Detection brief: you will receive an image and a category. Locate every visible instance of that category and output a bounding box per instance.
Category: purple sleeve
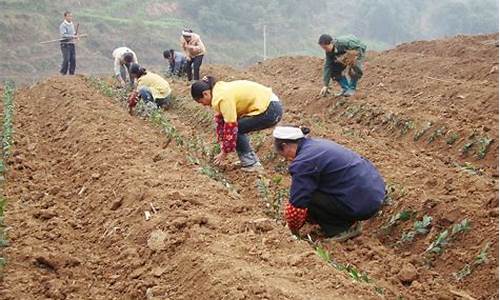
[289,160,319,208]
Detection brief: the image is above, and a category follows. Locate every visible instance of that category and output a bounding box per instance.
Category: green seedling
[374,286,385,295]
[426,219,470,254]
[400,120,415,136]
[446,132,459,145]
[454,242,490,281]
[400,215,432,242]
[315,244,331,262]
[454,162,483,176]
[384,183,407,205]
[428,127,446,144]
[272,175,283,185]
[477,137,493,159]
[461,141,474,155]
[413,121,432,141]
[381,210,413,233]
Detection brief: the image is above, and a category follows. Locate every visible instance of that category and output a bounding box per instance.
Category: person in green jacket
[318,34,367,97]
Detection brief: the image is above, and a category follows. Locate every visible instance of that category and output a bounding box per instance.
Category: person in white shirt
[112,47,138,88]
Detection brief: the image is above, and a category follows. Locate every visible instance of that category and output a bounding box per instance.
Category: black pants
[186,55,203,81]
[60,43,76,75]
[307,191,379,237]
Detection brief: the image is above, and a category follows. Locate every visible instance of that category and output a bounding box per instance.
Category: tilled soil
[0,33,498,300]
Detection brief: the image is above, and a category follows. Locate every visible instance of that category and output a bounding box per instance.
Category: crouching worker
[128,63,172,114]
[318,34,367,97]
[273,126,385,241]
[112,46,138,88]
[191,77,283,172]
[163,49,187,77]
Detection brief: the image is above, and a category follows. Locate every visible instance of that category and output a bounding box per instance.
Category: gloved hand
[320,86,330,97]
[128,91,139,114]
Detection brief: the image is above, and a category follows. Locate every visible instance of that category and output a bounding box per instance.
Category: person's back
[290,138,385,216]
[212,80,272,119]
[137,72,171,99]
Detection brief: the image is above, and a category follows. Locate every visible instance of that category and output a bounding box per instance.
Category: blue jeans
[237,100,283,166]
[138,87,171,108]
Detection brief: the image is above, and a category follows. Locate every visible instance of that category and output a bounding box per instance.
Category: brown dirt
[0,33,498,299]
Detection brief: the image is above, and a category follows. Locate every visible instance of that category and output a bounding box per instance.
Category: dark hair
[318,34,333,45]
[274,127,311,151]
[64,11,71,17]
[129,63,147,77]
[163,49,175,59]
[191,76,217,100]
[123,52,134,63]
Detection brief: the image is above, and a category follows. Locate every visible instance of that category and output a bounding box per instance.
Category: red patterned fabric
[284,203,308,232]
[221,122,238,153]
[128,91,139,109]
[214,114,224,143]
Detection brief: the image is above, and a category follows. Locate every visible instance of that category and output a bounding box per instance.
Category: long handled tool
[39,34,88,44]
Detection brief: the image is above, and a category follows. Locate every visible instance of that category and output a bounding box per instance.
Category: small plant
[426,219,470,254]
[461,141,474,155]
[446,132,459,145]
[314,244,370,283]
[454,243,490,281]
[476,137,493,159]
[2,80,15,158]
[400,120,415,136]
[384,182,407,204]
[400,215,432,242]
[454,162,483,176]
[413,121,432,141]
[427,127,446,144]
[380,210,413,233]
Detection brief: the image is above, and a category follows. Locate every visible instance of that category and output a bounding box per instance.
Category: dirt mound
[0,33,498,299]
[166,34,498,299]
[0,76,384,299]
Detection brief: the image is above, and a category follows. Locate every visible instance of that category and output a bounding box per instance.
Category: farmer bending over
[273,126,385,241]
[191,77,283,172]
[112,47,138,88]
[128,63,172,114]
[163,49,187,77]
[318,34,367,97]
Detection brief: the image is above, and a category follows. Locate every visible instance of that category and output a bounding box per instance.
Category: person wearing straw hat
[180,29,206,82]
[272,126,385,241]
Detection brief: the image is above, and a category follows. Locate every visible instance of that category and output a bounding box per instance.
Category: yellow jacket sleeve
[218,99,238,123]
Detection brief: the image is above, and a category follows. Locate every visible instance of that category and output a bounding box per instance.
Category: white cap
[182,30,193,37]
[273,126,305,140]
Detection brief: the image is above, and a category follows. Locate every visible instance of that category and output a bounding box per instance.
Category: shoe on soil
[241,162,264,173]
[343,89,356,97]
[335,90,347,97]
[325,222,363,242]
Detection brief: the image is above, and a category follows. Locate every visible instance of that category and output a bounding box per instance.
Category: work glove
[320,86,330,97]
[127,91,139,114]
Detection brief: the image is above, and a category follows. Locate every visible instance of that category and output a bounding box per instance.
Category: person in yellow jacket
[191,76,283,172]
[181,29,206,82]
[128,63,172,113]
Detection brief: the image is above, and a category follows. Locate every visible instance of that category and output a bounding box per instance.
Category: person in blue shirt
[273,126,385,241]
[163,49,187,77]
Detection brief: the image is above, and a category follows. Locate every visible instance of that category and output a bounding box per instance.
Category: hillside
[0,0,498,83]
[0,34,498,299]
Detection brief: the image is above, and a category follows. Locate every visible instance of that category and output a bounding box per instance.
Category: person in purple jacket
[273,126,386,241]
